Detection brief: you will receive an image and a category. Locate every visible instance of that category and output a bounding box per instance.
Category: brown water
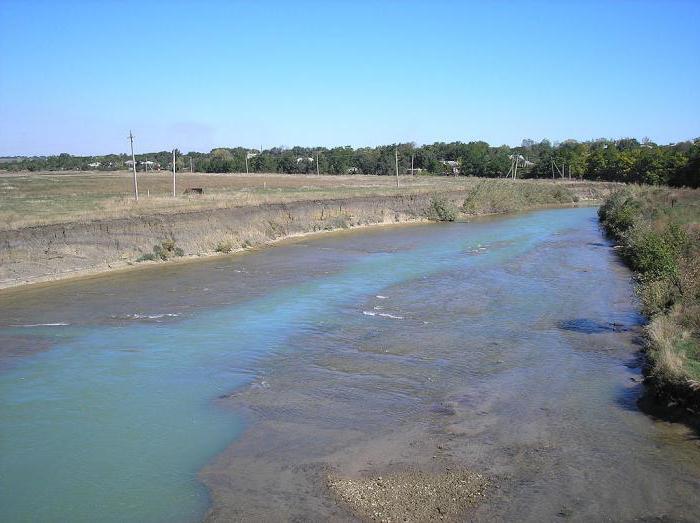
[1,207,699,522]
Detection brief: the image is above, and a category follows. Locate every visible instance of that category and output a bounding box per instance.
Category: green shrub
[215,241,233,254]
[428,195,457,222]
[623,222,687,278]
[598,189,641,236]
[140,238,185,262]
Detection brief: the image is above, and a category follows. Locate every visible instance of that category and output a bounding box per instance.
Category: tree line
[2,138,698,187]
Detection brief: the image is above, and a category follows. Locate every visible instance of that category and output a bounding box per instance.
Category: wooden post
[395,148,399,188]
[128,130,138,200]
[172,149,176,197]
[316,151,320,175]
[411,154,414,175]
[190,158,193,173]
[245,152,249,175]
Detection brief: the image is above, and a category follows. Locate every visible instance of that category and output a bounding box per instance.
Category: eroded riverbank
[0,180,617,290]
[1,207,699,522]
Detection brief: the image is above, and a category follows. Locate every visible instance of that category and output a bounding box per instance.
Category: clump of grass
[599,186,700,407]
[427,195,457,221]
[215,241,233,254]
[137,238,185,262]
[462,180,576,215]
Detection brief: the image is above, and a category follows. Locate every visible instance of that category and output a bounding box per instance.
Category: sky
[0,0,699,156]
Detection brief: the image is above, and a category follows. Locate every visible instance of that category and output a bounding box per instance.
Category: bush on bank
[598,187,700,408]
[428,195,458,222]
[462,180,578,215]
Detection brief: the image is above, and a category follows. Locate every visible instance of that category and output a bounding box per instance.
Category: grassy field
[599,186,700,406]
[0,171,611,230]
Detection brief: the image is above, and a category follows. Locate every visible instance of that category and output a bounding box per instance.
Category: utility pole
[172,149,176,197]
[411,154,414,175]
[245,151,249,175]
[190,157,193,173]
[395,148,399,188]
[128,130,138,200]
[316,151,320,175]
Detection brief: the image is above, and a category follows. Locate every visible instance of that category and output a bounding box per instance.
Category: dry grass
[599,186,700,399]
[0,171,614,230]
[647,315,688,382]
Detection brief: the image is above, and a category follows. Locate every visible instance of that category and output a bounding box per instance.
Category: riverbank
[0,177,619,290]
[599,186,700,412]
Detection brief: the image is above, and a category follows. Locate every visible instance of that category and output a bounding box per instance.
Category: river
[1,207,698,521]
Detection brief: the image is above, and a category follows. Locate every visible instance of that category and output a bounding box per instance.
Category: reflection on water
[1,208,699,522]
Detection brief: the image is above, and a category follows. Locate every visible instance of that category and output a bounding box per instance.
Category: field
[0,170,614,230]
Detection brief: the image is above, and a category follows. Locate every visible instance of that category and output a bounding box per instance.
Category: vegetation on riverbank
[599,187,700,408]
[462,179,578,214]
[2,138,699,187]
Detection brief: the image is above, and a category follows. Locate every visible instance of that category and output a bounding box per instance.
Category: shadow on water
[637,390,700,440]
[614,368,700,440]
[558,318,632,334]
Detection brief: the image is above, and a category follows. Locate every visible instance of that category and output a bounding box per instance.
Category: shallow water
[1,207,699,522]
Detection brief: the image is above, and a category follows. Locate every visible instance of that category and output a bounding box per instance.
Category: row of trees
[2,138,698,187]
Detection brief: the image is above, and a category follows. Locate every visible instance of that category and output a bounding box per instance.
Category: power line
[395,148,399,188]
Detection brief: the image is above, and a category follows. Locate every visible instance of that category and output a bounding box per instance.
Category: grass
[214,241,234,254]
[0,170,617,230]
[599,186,700,405]
[136,239,185,262]
[462,179,579,214]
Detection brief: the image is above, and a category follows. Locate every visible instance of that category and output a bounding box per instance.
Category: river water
[0,207,698,522]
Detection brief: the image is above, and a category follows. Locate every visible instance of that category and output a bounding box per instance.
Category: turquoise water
[2,207,690,522]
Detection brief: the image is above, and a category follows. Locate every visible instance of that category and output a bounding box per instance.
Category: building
[441,160,460,175]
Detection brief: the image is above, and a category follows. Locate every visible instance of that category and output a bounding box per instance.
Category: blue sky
[1,0,699,155]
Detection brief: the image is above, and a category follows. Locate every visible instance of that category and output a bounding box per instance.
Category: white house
[440,160,460,175]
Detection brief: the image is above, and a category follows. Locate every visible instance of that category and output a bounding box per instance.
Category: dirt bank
[0,182,617,290]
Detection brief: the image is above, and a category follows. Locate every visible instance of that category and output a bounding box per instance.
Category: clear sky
[1,0,699,156]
